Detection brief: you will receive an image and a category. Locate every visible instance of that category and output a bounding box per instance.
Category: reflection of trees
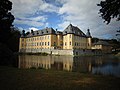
[92,56,119,67]
[18,55,120,73]
[73,57,93,73]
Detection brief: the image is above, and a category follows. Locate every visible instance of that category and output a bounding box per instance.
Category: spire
[86,29,91,38]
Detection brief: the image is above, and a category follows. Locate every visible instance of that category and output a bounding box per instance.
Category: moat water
[18,55,120,77]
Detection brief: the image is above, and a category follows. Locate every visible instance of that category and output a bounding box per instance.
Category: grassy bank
[0,66,120,90]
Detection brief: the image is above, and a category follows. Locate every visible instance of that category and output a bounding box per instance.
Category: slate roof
[94,41,110,46]
[26,27,57,37]
[63,24,86,37]
[21,24,91,38]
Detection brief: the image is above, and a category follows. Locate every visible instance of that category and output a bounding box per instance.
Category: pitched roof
[63,24,86,37]
[94,41,110,46]
[26,27,56,37]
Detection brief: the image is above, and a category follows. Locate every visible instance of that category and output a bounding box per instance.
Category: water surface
[19,55,120,77]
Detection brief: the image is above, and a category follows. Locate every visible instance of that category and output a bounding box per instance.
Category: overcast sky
[10,0,120,39]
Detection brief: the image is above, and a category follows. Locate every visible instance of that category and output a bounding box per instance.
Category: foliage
[0,0,21,52]
[7,27,21,52]
[0,0,15,43]
[92,37,99,43]
[97,0,120,24]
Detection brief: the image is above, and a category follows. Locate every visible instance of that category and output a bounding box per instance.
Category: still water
[19,55,120,77]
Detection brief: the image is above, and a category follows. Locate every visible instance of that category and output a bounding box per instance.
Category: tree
[97,0,120,24]
[0,0,15,43]
[7,27,21,52]
[92,37,99,43]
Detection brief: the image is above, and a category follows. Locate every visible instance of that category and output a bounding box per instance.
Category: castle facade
[19,24,92,55]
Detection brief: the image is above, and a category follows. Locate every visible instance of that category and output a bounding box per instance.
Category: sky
[9,0,120,39]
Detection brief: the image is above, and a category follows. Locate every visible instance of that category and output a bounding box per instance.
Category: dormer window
[65,31,67,34]
[37,31,39,34]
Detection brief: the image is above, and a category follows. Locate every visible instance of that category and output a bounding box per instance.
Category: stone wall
[73,49,102,56]
[20,48,102,56]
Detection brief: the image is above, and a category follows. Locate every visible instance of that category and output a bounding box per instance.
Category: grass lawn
[0,66,120,90]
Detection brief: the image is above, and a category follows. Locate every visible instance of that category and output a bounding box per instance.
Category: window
[22,43,24,47]
[54,42,56,46]
[42,42,44,45]
[60,43,63,46]
[22,39,24,41]
[75,42,76,46]
[65,42,67,46]
[76,52,78,55]
[77,43,78,46]
[48,42,49,46]
[70,42,71,45]
[45,42,46,46]
[88,43,89,46]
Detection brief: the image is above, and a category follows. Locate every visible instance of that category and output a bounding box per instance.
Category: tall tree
[97,0,120,24]
[0,0,15,43]
[7,27,21,52]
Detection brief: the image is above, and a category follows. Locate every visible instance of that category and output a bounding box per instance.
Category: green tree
[97,0,120,24]
[7,27,21,52]
[0,0,15,43]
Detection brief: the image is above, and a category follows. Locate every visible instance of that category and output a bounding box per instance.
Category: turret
[86,29,91,38]
[21,30,26,37]
[86,29,92,49]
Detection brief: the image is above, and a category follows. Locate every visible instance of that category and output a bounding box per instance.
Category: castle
[19,24,95,55]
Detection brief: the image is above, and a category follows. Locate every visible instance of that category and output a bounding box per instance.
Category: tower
[86,29,92,49]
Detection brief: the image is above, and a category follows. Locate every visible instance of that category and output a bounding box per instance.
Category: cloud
[14,19,44,27]
[10,0,59,29]
[10,0,42,17]
[10,0,59,17]
[58,21,70,31]
[29,16,47,22]
[57,0,120,39]
[39,2,59,13]
[13,16,47,28]
[28,27,39,31]
[9,0,120,39]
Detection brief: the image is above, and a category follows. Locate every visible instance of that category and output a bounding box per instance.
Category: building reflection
[19,55,74,71]
[18,55,120,74]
